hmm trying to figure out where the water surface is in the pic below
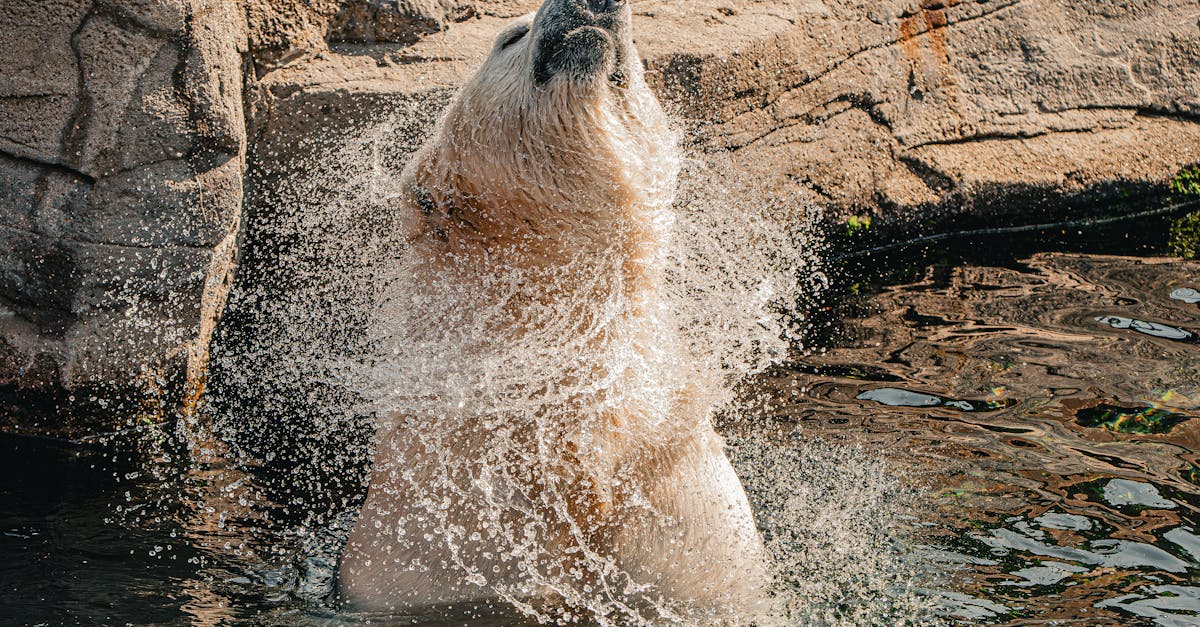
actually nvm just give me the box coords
[776,211,1200,624]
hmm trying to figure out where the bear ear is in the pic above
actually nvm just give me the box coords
[496,23,531,51]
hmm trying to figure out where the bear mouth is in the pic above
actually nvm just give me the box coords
[586,0,625,13]
[563,26,629,87]
[566,24,613,44]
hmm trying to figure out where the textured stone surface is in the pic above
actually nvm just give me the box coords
[0,0,246,415]
[244,0,530,71]
[328,0,478,44]
[242,0,1200,228]
[663,0,1200,222]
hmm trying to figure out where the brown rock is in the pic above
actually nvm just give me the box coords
[246,0,341,71]
[245,0,534,71]
[644,0,1200,220]
[0,0,246,434]
[328,0,475,44]
[242,0,1200,226]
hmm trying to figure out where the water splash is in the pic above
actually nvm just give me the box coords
[332,139,829,621]
[726,431,941,625]
[347,150,825,419]
[207,103,437,518]
[200,101,946,623]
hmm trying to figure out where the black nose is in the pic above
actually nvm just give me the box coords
[587,0,624,13]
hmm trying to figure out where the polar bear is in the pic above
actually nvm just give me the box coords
[338,0,769,620]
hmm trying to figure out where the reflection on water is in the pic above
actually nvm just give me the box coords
[1095,315,1196,342]
[780,220,1200,623]
[0,427,300,624]
[857,387,1017,413]
[1172,288,1200,304]
[1075,403,1193,435]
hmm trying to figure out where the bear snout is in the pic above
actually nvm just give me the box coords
[532,0,631,86]
[586,0,625,14]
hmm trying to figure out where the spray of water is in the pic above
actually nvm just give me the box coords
[206,95,942,623]
[727,430,941,625]
[327,134,824,619]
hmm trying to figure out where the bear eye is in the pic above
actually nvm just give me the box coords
[499,25,529,50]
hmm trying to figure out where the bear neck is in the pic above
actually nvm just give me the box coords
[412,80,679,271]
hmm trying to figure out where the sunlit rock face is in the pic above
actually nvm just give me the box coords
[241,0,1200,228]
[0,0,245,429]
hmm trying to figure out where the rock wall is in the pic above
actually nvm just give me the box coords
[2,0,1199,431]
[666,0,1200,221]
[0,0,246,429]
[248,0,1200,223]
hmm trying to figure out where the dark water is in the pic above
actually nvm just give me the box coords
[777,207,1200,624]
[3,205,1200,624]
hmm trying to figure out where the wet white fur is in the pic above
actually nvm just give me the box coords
[339,7,769,620]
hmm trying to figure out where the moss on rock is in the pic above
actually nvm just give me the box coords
[1169,165,1200,260]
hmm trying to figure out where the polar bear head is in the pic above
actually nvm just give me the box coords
[402,0,679,259]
